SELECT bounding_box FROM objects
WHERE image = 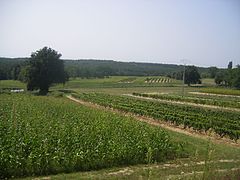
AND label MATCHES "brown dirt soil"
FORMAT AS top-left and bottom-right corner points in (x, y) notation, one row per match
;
(66, 96), (240, 148)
